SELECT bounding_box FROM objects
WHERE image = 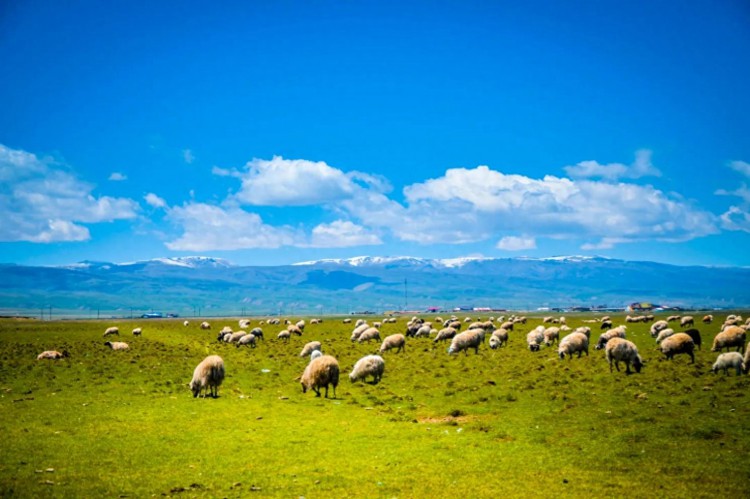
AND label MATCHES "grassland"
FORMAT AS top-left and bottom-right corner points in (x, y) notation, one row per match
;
(1, 313), (749, 498)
